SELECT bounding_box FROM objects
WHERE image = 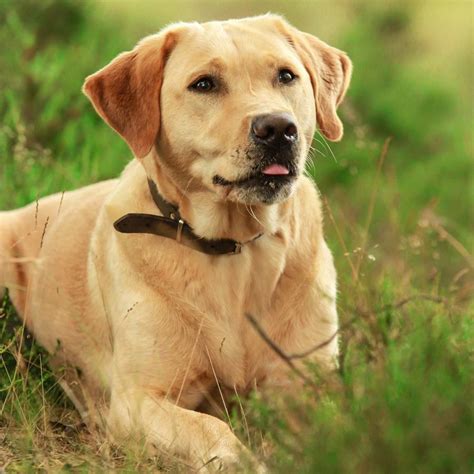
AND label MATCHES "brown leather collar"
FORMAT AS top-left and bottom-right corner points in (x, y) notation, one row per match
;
(113, 179), (261, 255)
